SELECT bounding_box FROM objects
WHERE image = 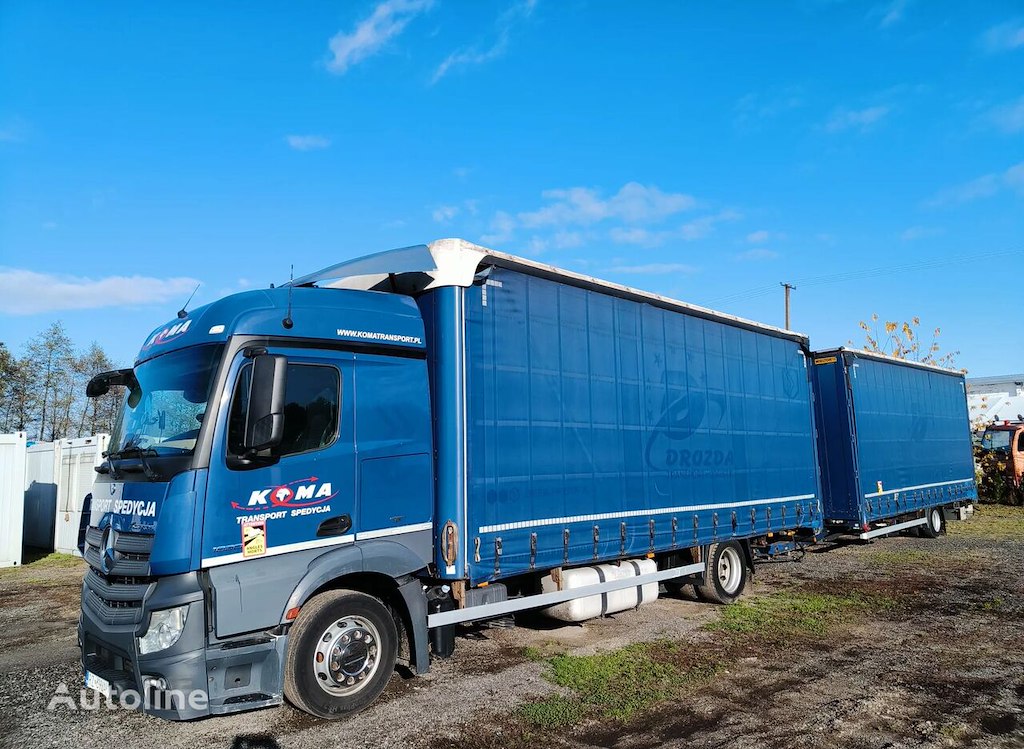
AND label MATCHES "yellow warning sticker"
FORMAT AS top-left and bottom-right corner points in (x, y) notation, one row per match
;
(242, 522), (266, 558)
(814, 356), (838, 365)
